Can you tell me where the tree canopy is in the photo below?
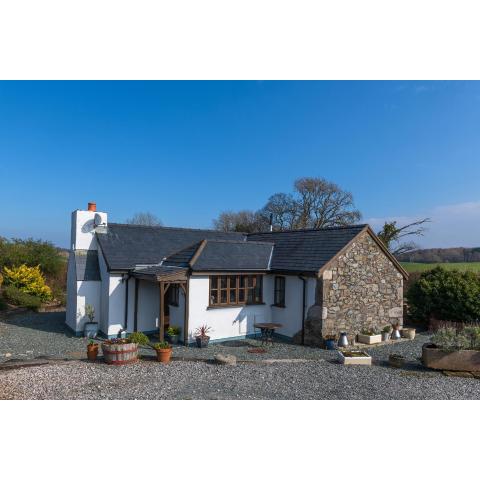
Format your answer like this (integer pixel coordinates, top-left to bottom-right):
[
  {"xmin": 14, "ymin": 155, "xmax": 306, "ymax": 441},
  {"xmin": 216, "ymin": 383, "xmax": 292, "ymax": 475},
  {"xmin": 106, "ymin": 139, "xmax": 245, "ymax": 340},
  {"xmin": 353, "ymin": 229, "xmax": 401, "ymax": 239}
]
[
  {"xmin": 125, "ymin": 212, "xmax": 163, "ymax": 226},
  {"xmin": 377, "ymin": 218, "xmax": 430, "ymax": 256},
  {"xmin": 212, "ymin": 177, "xmax": 362, "ymax": 233}
]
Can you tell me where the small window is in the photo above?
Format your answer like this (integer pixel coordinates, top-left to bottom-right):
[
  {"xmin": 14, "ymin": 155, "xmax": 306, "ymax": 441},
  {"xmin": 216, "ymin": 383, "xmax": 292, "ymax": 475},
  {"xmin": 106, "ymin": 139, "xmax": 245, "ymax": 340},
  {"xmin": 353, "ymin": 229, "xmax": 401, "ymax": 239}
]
[
  {"xmin": 274, "ymin": 276, "xmax": 286, "ymax": 307},
  {"xmin": 167, "ymin": 284, "xmax": 180, "ymax": 307}
]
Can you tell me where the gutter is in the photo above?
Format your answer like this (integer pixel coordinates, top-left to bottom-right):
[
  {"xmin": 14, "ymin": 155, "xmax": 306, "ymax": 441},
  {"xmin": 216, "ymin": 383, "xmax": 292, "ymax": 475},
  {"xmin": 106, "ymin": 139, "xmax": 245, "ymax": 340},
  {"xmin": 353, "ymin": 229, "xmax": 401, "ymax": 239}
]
[{"xmin": 298, "ymin": 275, "xmax": 307, "ymax": 345}]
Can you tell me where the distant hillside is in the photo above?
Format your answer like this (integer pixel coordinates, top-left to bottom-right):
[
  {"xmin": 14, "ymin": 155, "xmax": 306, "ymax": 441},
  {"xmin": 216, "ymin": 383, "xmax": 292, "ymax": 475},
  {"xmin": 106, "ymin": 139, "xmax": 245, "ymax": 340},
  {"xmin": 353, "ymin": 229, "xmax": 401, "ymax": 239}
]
[{"xmin": 397, "ymin": 247, "xmax": 480, "ymax": 263}]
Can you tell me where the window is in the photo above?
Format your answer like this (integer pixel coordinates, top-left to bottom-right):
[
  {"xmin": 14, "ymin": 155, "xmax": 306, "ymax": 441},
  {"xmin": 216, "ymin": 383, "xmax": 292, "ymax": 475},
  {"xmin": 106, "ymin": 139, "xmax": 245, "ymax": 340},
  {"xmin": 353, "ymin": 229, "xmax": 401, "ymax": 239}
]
[
  {"xmin": 167, "ymin": 284, "xmax": 179, "ymax": 307},
  {"xmin": 274, "ymin": 276, "xmax": 286, "ymax": 307},
  {"xmin": 209, "ymin": 275, "xmax": 263, "ymax": 307}
]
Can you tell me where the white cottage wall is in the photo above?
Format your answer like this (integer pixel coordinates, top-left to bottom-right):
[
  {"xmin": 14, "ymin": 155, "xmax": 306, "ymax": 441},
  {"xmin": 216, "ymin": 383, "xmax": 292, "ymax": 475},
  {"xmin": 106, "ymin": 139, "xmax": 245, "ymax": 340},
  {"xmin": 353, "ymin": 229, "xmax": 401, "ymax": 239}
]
[
  {"xmin": 74, "ymin": 280, "xmax": 101, "ymax": 333},
  {"xmin": 107, "ymin": 274, "xmax": 126, "ymax": 336},
  {"xmin": 187, "ymin": 276, "xmax": 273, "ymax": 343},
  {"xmin": 98, "ymin": 248, "xmax": 110, "ymax": 335}
]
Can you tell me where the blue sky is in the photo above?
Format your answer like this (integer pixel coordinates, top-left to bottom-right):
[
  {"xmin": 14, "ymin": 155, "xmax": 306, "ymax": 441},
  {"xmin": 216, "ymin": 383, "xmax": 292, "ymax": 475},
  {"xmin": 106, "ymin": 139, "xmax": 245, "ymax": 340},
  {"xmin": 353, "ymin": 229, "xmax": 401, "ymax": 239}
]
[{"xmin": 0, "ymin": 80, "xmax": 479, "ymax": 248}]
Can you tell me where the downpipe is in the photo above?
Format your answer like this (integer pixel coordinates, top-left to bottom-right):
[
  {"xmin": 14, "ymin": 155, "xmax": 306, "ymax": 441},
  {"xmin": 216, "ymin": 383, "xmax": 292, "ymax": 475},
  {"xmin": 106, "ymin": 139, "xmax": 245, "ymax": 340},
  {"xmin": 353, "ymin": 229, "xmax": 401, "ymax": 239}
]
[{"xmin": 298, "ymin": 275, "xmax": 307, "ymax": 345}]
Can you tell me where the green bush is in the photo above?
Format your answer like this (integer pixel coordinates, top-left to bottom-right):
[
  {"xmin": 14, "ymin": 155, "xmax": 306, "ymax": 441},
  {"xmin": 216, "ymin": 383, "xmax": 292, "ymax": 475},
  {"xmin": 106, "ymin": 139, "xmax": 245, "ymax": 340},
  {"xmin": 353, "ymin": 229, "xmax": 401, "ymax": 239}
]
[
  {"xmin": 3, "ymin": 285, "xmax": 42, "ymax": 310},
  {"xmin": 431, "ymin": 326, "xmax": 480, "ymax": 351},
  {"xmin": 166, "ymin": 326, "xmax": 181, "ymax": 336},
  {"xmin": 406, "ymin": 267, "xmax": 480, "ymax": 323},
  {"xmin": 127, "ymin": 332, "xmax": 150, "ymax": 345}
]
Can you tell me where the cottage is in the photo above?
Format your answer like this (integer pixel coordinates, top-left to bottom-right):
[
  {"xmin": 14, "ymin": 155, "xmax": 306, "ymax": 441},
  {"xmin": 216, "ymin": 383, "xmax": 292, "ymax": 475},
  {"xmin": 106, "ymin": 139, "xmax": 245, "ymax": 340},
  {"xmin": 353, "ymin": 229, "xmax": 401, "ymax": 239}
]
[{"xmin": 66, "ymin": 203, "xmax": 407, "ymax": 345}]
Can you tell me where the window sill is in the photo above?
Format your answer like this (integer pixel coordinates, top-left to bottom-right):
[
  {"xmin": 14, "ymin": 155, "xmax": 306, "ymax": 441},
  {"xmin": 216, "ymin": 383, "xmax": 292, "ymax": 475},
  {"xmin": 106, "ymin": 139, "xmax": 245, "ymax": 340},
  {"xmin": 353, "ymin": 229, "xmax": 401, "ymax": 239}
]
[
  {"xmin": 207, "ymin": 303, "xmax": 265, "ymax": 310},
  {"xmin": 271, "ymin": 304, "xmax": 286, "ymax": 309}
]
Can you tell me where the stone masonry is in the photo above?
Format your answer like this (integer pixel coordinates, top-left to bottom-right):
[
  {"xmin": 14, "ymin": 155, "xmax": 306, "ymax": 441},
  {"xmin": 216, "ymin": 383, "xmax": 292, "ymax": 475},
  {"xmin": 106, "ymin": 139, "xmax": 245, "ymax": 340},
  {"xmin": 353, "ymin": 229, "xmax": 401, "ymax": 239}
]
[{"xmin": 302, "ymin": 230, "xmax": 404, "ymax": 346}]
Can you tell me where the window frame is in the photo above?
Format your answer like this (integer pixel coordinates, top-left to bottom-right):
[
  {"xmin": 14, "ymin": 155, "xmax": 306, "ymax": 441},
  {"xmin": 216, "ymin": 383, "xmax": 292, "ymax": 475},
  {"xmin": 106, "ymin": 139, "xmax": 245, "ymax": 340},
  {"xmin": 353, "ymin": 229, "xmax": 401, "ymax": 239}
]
[
  {"xmin": 209, "ymin": 274, "xmax": 263, "ymax": 307},
  {"xmin": 273, "ymin": 276, "xmax": 286, "ymax": 308}
]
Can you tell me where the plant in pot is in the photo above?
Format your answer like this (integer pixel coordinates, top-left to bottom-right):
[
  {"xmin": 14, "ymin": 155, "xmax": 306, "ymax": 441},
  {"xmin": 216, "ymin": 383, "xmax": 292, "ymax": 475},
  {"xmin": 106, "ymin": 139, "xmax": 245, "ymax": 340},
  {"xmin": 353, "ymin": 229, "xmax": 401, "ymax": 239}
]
[
  {"xmin": 87, "ymin": 339, "xmax": 99, "ymax": 361},
  {"xmin": 195, "ymin": 324, "xmax": 212, "ymax": 348},
  {"xmin": 391, "ymin": 322, "xmax": 401, "ymax": 340},
  {"xmin": 83, "ymin": 304, "xmax": 98, "ymax": 338},
  {"xmin": 101, "ymin": 332, "xmax": 149, "ymax": 365},
  {"xmin": 324, "ymin": 335, "xmax": 337, "ymax": 350},
  {"xmin": 357, "ymin": 328, "xmax": 382, "ymax": 345},
  {"xmin": 153, "ymin": 341, "xmax": 173, "ymax": 363},
  {"xmin": 381, "ymin": 325, "xmax": 391, "ymax": 342},
  {"xmin": 166, "ymin": 326, "xmax": 181, "ymax": 344}
]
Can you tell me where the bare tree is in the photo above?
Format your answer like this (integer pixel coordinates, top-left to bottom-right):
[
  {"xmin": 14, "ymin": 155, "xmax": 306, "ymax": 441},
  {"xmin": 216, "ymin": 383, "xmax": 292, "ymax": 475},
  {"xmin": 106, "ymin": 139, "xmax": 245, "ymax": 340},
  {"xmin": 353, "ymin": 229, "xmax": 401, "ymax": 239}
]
[
  {"xmin": 292, "ymin": 177, "xmax": 361, "ymax": 229},
  {"xmin": 260, "ymin": 193, "xmax": 298, "ymax": 230},
  {"xmin": 213, "ymin": 210, "xmax": 269, "ymax": 233},
  {"xmin": 125, "ymin": 212, "xmax": 163, "ymax": 226},
  {"xmin": 377, "ymin": 218, "xmax": 430, "ymax": 256}
]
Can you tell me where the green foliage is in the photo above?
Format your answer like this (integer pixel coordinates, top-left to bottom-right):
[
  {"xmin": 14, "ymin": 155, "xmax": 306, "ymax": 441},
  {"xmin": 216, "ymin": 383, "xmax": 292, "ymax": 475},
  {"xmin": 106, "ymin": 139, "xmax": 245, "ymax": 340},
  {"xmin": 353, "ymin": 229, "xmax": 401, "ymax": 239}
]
[
  {"xmin": 3, "ymin": 285, "xmax": 42, "ymax": 310},
  {"xmin": 85, "ymin": 304, "xmax": 95, "ymax": 322},
  {"xmin": 360, "ymin": 328, "xmax": 379, "ymax": 336},
  {"xmin": 166, "ymin": 326, "xmax": 181, "ymax": 336},
  {"xmin": 153, "ymin": 341, "xmax": 171, "ymax": 350},
  {"xmin": 127, "ymin": 332, "xmax": 150, "ymax": 345},
  {"xmin": 431, "ymin": 326, "xmax": 480, "ymax": 351},
  {"xmin": 406, "ymin": 267, "xmax": 480, "ymax": 323},
  {"xmin": 402, "ymin": 262, "xmax": 480, "ymax": 273},
  {"xmin": 0, "ymin": 237, "xmax": 64, "ymax": 277},
  {"xmin": 382, "ymin": 325, "xmax": 392, "ymax": 333},
  {"xmin": 3, "ymin": 264, "xmax": 52, "ymax": 301}
]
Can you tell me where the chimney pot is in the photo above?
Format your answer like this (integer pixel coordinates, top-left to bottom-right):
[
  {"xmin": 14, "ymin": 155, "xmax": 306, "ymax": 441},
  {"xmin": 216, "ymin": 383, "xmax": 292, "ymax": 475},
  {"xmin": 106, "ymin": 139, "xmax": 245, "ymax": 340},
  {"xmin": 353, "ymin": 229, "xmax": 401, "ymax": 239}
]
[{"xmin": 88, "ymin": 202, "xmax": 97, "ymax": 212}]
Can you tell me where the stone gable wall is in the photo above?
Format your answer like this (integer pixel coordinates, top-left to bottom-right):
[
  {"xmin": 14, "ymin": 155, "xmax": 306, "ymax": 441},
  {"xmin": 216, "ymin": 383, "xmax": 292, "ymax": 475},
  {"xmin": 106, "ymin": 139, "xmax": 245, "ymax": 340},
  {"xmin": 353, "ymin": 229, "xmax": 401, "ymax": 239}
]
[{"xmin": 303, "ymin": 231, "xmax": 404, "ymax": 346}]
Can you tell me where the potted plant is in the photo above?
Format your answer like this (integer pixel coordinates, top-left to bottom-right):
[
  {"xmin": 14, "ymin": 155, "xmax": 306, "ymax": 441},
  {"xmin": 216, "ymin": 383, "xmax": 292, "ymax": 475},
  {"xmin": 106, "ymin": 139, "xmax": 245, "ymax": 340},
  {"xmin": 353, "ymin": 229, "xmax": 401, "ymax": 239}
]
[
  {"xmin": 101, "ymin": 332, "xmax": 149, "ymax": 365},
  {"xmin": 391, "ymin": 322, "xmax": 401, "ymax": 340},
  {"xmin": 381, "ymin": 325, "xmax": 391, "ymax": 342},
  {"xmin": 195, "ymin": 324, "xmax": 212, "ymax": 348},
  {"xmin": 324, "ymin": 335, "xmax": 337, "ymax": 350},
  {"xmin": 153, "ymin": 341, "xmax": 173, "ymax": 363},
  {"xmin": 166, "ymin": 326, "xmax": 181, "ymax": 344},
  {"xmin": 357, "ymin": 328, "xmax": 382, "ymax": 345},
  {"xmin": 422, "ymin": 326, "xmax": 480, "ymax": 372},
  {"xmin": 83, "ymin": 304, "xmax": 98, "ymax": 338},
  {"xmin": 87, "ymin": 339, "xmax": 99, "ymax": 361},
  {"xmin": 401, "ymin": 327, "xmax": 416, "ymax": 340}
]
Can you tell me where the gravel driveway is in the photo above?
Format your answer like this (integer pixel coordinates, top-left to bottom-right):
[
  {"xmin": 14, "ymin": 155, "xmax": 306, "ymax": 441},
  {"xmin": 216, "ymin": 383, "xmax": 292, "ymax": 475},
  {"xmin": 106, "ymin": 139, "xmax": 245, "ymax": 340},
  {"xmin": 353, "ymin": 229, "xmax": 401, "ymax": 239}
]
[{"xmin": 1, "ymin": 311, "xmax": 480, "ymax": 399}]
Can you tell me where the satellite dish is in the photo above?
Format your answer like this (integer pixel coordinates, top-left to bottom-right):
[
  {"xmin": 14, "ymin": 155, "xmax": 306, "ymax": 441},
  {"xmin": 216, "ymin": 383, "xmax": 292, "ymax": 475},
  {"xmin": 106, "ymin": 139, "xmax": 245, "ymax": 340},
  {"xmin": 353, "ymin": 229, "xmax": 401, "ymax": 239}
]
[{"xmin": 94, "ymin": 213, "xmax": 107, "ymax": 233}]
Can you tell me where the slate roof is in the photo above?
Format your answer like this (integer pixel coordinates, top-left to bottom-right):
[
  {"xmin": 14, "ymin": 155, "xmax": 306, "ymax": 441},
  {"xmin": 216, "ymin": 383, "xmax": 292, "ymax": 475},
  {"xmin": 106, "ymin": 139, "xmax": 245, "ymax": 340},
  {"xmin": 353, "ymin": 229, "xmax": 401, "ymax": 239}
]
[
  {"xmin": 96, "ymin": 224, "xmax": 245, "ymax": 270},
  {"xmin": 132, "ymin": 264, "xmax": 188, "ymax": 280},
  {"xmin": 247, "ymin": 225, "xmax": 368, "ymax": 273},
  {"xmin": 96, "ymin": 222, "xmax": 374, "ymax": 275},
  {"xmin": 74, "ymin": 250, "xmax": 101, "ymax": 281},
  {"xmin": 163, "ymin": 240, "xmax": 274, "ymax": 271}
]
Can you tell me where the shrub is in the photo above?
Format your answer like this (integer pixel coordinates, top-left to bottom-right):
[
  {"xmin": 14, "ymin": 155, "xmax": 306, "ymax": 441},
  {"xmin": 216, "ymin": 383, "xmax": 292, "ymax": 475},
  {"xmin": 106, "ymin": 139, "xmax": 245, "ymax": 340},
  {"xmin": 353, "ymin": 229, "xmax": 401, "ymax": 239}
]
[
  {"xmin": 2, "ymin": 264, "xmax": 52, "ymax": 301},
  {"xmin": 406, "ymin": 267, "xmax": 480, "ymax": 324},
  {"xmin": 153, "ymin": 341, "xmax": 171, "ymax": 350},
  {"xmin": 166, "ymin": 326, "xmax": 181, "ymax": 336},
  {"xmin": 431, "ymin": 326, "xmax": 480, "ymax": 351},
  {"xmin": 127, "ymin": 332, "xmax": 150, "ymax": 345},
  {"xmin": 3, "ymin": 285, "xmax": 42, "ymax": 310}
]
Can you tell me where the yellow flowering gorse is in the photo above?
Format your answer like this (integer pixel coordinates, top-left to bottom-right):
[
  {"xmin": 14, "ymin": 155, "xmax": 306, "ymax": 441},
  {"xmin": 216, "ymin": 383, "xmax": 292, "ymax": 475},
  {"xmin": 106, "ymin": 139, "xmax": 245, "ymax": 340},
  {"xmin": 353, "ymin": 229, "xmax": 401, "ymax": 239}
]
[{"xmin": 2, "ymin": 264, "xmax": 52, "ymax": 301}]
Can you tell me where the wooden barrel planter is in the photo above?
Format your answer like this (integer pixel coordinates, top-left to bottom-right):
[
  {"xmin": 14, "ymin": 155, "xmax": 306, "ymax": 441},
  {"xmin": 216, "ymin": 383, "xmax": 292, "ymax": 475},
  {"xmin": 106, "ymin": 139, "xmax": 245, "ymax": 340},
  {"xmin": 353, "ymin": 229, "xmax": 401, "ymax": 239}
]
[{"xmin": 101, "ymin": 342, "xmax": 139, "ymax": 365}]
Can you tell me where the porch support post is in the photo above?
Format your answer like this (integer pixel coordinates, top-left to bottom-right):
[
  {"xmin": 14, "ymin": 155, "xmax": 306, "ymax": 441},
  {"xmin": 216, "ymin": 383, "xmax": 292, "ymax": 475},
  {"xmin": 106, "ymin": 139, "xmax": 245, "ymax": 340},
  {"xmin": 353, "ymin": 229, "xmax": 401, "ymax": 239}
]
[
  {"xmin": 184, "ymin": 279, "xmax": 189, "ymax": 346},
  {"xmin": 159, "ymin": 281, "xmax": 165, "ymax": 342}
]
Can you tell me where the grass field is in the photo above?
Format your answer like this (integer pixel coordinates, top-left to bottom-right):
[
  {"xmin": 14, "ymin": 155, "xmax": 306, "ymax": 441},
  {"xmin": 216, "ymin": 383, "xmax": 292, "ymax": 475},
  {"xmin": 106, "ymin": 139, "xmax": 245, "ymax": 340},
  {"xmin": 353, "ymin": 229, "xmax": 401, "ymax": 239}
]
[{"xmin": 400, "ymin": 262, "xmax": 480, "ymax": 273}]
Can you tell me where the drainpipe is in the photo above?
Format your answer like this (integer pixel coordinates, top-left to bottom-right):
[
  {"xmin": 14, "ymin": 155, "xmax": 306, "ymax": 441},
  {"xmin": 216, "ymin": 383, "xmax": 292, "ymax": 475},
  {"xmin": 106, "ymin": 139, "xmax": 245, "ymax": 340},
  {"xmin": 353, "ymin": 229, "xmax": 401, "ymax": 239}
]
[
  {"xmin": 119, "ymin": 273, "xmax": 130, "ymax": 337},
  {"xmin": 298, "ymin": 275, "xmax": 307, "ymax": 345}
]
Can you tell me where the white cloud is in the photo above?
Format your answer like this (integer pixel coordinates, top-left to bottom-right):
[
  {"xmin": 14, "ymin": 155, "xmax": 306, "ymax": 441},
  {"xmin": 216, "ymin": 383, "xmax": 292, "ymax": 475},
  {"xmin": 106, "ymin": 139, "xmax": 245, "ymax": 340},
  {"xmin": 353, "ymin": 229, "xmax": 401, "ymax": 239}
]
[{"xmin": 366, "ymin": 201, "xmax": 480, "ymax": 249}]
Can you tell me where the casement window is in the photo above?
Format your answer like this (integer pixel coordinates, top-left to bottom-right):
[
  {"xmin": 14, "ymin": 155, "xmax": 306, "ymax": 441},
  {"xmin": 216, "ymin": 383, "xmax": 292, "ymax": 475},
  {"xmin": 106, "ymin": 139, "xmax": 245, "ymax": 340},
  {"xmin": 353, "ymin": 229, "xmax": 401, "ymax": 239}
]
[
  {"xmin": 209, "ymin": 275, "xmax": 263, "ymax": 307},
  {"xmin": 273, "ymin": 276, "xmax": 286, "ymax": 307},
  {"xmin": 167, "ymin": 284, "xmax": 180, "ymax": 307}
]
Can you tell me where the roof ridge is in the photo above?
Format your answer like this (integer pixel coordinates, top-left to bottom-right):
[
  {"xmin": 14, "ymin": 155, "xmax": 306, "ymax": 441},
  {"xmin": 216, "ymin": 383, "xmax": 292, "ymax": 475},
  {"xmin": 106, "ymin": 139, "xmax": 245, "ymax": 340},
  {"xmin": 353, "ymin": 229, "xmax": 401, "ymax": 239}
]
[
  {"xmin": 247, "ymin": 224, "xmax": 368, "ymax": 235},
  {"xmin": 109, "ymin": 222, "xmax": 247, "ymax": 235},
  {"xmin": 205, "ymin": 239, "xmax": 274, "ymax": 245}
]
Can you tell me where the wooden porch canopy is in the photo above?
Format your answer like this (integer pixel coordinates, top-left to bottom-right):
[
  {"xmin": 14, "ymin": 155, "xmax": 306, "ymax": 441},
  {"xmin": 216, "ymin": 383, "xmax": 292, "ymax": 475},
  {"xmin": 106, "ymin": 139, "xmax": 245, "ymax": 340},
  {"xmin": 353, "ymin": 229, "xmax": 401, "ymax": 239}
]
[{"xmin": 131, "ymin": 265, "xmax": 189, "ymax": 345}]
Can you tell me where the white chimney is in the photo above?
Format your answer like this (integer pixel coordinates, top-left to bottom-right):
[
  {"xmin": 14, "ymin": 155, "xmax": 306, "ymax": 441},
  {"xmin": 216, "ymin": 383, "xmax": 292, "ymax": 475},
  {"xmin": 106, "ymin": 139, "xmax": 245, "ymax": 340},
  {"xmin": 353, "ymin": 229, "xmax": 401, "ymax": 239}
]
[{"xmin": 70, "ymin": 202, "xmax": 108, "ymax": 251}]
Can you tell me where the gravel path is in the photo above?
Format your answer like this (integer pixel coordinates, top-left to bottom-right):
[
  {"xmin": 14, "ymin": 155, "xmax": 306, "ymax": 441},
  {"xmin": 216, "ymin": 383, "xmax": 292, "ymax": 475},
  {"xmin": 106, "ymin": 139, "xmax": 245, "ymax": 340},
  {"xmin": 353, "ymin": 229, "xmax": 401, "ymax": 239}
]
[
  {"xmin": 1, "ymin": 356, "xmax": 480, "ymax": 400},
  {"xmin": 2, "ymin": 311, "xmax": 480, "ymax": 399}
]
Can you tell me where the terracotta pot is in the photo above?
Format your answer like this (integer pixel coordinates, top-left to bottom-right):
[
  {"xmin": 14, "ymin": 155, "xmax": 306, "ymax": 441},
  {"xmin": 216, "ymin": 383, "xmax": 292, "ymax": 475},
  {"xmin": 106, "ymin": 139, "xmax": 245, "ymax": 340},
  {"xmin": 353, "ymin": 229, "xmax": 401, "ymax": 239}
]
[
  {"xmin": 401, "ymin": 328, "xmax": 416, "ymax": 340},
  {"xmin": 87, "ymin": 343, "xmax": 99, "ymax": 361},
  {"xmin": 156, "ymin": 347, "xmax": 172, "ymax": 364}
]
